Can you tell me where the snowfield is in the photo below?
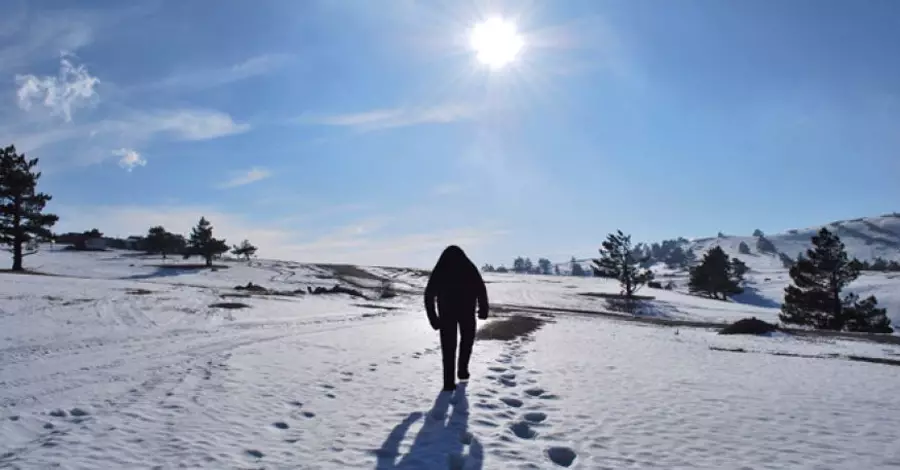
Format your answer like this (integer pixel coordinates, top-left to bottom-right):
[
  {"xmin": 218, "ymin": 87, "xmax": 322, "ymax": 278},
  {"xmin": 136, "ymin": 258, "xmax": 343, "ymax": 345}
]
[{"xmin": 3, "ymin": 249, "xmax": 900, "ymax": 469}]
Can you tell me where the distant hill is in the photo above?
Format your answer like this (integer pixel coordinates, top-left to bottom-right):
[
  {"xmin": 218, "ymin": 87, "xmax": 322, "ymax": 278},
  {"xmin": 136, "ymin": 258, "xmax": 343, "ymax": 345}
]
[{"xmin": 685, "ymin": 213, "xmax": 900, "ymax": 273}]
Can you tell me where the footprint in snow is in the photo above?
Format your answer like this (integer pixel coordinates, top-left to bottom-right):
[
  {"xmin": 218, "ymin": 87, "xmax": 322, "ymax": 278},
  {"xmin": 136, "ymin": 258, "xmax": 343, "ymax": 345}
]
[
  {"xmin": 302, "ymin": 411, "xmax": 316, "ymax": 418},
  {"xmin": 524, "ymin": 388, "xmax": 545, "ymax": 397},
  {"xmin": 489, "ymin": 366, "xmax": 507, "ymax": 373},
  {"xmin": 546, "ymin": 446, "xmax": 577, "ymax": 467},
  {"xmin": 288, "ymin": 401, "xmax": 303, "ymax": 408},
  {"xmin": 500, "ymin": 373, "xmax": 516, "ymax": 380},
  {"xmin": 325, "ymin": 393, "xmax": 336, "ymax": 399},
  {"xmin": 500, "ymin": 397, "xmax": 523, "ymax": 408},
  {"xmin": 510, "ymin": 421, "xmax": 537, "ymax": 439},
  {"xmin": 524, "ymin": 412, "xmax": 547, "ymax": 423},
  {"xmin": 321, "ymin": 384, "xmax": 335, "ymax": 390},
  {"xmin": 500, "ymin": 378, "xmax": 517, "ymax": 388},
  {"xmin": 273, "ymin": 422, "xmax": 289, "ymax": 430},
  {"xmin": 246, "ymin": 449, "xmax": 264, "ymax": 459},
  {"xmin": 48, "ymin": 409, "xmax": 67, "ymax": 418}
]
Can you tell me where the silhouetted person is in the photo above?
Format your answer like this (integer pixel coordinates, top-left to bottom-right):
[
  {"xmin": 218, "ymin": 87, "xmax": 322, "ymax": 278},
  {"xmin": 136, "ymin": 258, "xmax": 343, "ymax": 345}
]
[{"xmin": 425, "ymin": 245, "xmax": 489, "ymax": 392}]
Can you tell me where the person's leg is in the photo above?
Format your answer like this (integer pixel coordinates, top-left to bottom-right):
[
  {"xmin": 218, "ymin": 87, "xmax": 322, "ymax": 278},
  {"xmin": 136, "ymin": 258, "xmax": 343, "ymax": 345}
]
[
  {"xmin": 457, "ymin": 314, "xmax": 476, "ymax": 381},
  {"xmin": 439, "ymin": 319, "xmax": 458, "ymax": 391}
]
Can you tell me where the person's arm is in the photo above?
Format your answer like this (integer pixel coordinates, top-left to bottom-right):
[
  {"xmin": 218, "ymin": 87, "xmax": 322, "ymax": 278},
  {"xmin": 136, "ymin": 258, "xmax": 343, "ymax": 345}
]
[
  {"xmin": 475, "ymin": 268, "xmax": 489, "ymax": 320},
  {"xmin": 424, "ymin": 270, "xmax": 440, "ymax": 330}
]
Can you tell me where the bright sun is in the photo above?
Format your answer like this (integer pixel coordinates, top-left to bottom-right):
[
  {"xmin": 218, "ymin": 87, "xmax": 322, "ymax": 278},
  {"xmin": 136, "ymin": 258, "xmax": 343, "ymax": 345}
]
[{"xmin": 469, "ymin": 17, "xmax": 524, "ymax": 69}]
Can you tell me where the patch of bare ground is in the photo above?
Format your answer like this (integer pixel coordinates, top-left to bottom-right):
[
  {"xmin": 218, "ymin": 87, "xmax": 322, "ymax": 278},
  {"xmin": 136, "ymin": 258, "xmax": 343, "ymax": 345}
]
[{"xmin": 476, "ymin": 315, "xmax": 546, "ymax": 341}]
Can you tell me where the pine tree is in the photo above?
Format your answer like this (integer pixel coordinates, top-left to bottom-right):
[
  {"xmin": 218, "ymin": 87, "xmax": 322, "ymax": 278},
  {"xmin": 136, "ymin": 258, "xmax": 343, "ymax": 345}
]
[
  {"xmin": 0, "ymin": 146, "xmax": 58, "ymax": 271},
  {"xmin": 146, "ymin": 226, "xmax": 182, "ymax": 260},
  {"xmin": 554, "ymin": 265, "xmax": 561, "ymax": 276},
  {"xmin": 523, "ymin": 257, "xmax": 534, "ymax": 274},
  {"xmin": 780, "ymin": 228, "xmax": 892, "ymax": 332},
  {"xmin": 738, "ymin": 241, "xmax": 751, "ymax": 255},
  {"xmin": 756, "ymin": 235, "xmax": 777, "ymax": 254},
  {"xmin": 570, "ymin": 257, "xmax": 585, "ymax": 277},
  {"xmin": 231, "ymin": 239, "xmax": 258, "ymax": 261},
  {"xmin": 688, "ymin": 246, "xmax": 743, "ymax": 300},
  {"xmin": 513, "ymin": 257, "xmax": 526, "ymax": 273},
  {"xmin": 481, "ymin": 264, "xmax": 495, "ymax": 273},
  {"xmin": 752, "ymin": 229, "xmax": 764, "ymax": 237},
  {"xmin": 592, "ymin": 230, "xmax": 654, "ymax": 298},
  {"xmin": 184, "ymin": 217, "xmax": 229, "ymax": 267},
  {"xmin": 537, "ymin": 258, "xmax": 552, "ymax": 275},
  {"xmin": 731, "ymin": 258, "xmax": 749, "ymax": 281},
  {"xmin": 778, "ymin": 252, "xmax": 794, "ymax": 268}
]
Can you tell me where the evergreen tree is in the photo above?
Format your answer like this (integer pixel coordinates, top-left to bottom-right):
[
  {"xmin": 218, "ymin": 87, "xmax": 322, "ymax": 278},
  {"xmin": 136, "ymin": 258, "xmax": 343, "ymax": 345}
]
[
  {"xmin": 0, "ymin": 146, "xmax": 58, "ymax": 271},
  {"xmin": 752, "ymin": 229, "xmax": 764, "ymax": 237},
  {"xmin": 592, "ymin": 230, "xmax": 654, "ymax": 297},
  {"xmin": 871, "ymin": 257, "xmax": 888, "ymax": 271},
  {"xmin": 512, "ymin": 257, "xmax": 526, "ymax": 273},
  {"xmin": 523, "ymin": 257, "xmax": 534, "ymax": 274},
  {"xmin": 184, "ymin": 217, "xmax": 229, "ymax": 267},
  {"xmin": 684, "ymin": 248, "xmax": 697, "ymax": 267},
  {"xmin": 481, "ymin": 263, "xmax": 495, "ymax": 273},
  {"xmin": 756, "ymin": 235, "xmax": 777, "ymax": 254},
  {"xmin": 496, "ymin": 265, "xmax": 508, "ymax": 273},
  {"xmin": 778, "ymin": 252, "xmax": 794, "ymax": 268},
  {"xmin": 145, "ymin": 226, "xmax": 182, "ymax": 260},
  {"xmin": 231, "ymin": 239, "xmax": 258, "ymax": 261},
  {"xmin": 554, "ymin": 265, "xmax": 561, "ymax": 276},
  {"xmin": 537, "ymin": 258, "xmax": 552, "ymax": 275},
  {"xmin": 843, "ymin": 294, "xmax": 893, "ymax": 333},
  {"xmin": 688, "ymin": 246, "xmax": 743, "ymax": 300},
  {"xmin": 731, "ymin": 258, "xmax": 749, "ymax": 281},
  {"xmin": 780, "ymin": 228, "xmax": 892, "ymax": 332},
  {"xmin": 738, "ymin": 241, "xmax": 751, "ymax": 255},
  {"xmin": 570, "ymin": 257, "xmax": 585, "ymax": 277}
]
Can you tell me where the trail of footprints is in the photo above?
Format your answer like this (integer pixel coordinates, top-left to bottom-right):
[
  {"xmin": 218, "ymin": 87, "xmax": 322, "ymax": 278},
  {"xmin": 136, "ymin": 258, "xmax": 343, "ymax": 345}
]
[{"xmin": 473, "ymin": 340, "xmax": 577, "ymax": 468}]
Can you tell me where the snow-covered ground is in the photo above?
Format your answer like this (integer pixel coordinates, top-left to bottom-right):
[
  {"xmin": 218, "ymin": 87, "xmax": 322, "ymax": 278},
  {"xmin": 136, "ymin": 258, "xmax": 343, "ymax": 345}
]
[{"xmin": 3, "ymin": 249, "xmax": 900, "ymax": 468}]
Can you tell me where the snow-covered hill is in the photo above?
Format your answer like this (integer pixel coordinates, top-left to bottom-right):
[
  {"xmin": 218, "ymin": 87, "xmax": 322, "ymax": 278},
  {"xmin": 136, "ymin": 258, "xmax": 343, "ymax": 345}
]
[
  {"xmin": 687, "ymin": 213, "xmax": 900, "ymax": 271},
  {"xmin": 3, "ymin": 249, "xmax": 900, "ymax": 468}
]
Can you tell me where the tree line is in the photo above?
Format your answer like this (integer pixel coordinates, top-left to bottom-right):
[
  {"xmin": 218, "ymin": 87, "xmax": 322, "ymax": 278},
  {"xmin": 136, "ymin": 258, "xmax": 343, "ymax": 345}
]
[{"xmin": 0, "ymin": 145, "xmax": 258, "ymax": 271}]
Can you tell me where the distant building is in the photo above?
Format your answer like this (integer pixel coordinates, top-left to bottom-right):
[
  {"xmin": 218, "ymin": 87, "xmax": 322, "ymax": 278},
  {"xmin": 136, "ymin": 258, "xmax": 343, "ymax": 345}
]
[
  {"xmin": 84, "ymin": 237, "xmax": 107, "ymax": 251},
  {"xmin": 124, "ymin": 236, "xmax": 145, "ymax": 251}
]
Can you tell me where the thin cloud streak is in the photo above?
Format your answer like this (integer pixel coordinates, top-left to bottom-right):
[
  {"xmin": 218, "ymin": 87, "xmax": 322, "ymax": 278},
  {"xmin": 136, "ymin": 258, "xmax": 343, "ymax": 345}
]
[
  {"xmin": 296, "ymin": 103, "xmax": 480, "ymax": 131},
  {"xmin": 217, "ymin": 167, "xmax": 272, "ymax": 189}
]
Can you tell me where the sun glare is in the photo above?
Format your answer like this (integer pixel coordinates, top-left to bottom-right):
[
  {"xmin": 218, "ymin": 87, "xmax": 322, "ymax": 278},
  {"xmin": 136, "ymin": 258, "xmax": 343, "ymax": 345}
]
[{"xmin": 469, "ymin": 17, "xmax": 524, "ymax": 69}]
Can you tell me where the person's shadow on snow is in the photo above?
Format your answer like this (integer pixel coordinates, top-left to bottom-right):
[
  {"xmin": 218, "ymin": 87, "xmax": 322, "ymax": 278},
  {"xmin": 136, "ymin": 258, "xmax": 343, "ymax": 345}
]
[{"xmin": 375, "ymin": 383, "xmax": 483, "ymax": 469}]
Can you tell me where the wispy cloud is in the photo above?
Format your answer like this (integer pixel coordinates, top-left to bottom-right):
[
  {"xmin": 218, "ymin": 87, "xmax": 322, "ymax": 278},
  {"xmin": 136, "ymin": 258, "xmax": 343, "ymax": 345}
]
[
  {"xmin": 15, "ymin": 55, "xmax": 100, "ymax": 122},
  {"xmin": 141, "ymin": 53, "xmax": 292, "ymax": 92},
  {"xmin": 0, "ymin": 9, "xmax": 95, "ymax": 74},
  {"xmin": 217, "ymin": 167, "xmax": 272, "ymax": 189},
  {"xmin": 297, "ymin": 103, "xmax": 479, "ymax": 131},
  {"xmin": 115, "ymin": 109, "xmax": 251, "ymax": 142},
  {"xmin": 113, "ymin": 148, "xmax": 146, "ymax": 171}
]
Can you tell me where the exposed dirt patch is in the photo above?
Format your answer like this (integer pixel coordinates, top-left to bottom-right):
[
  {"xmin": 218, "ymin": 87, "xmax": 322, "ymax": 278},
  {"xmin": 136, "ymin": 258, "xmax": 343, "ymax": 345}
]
[
  {"xmin": 124, "ymin": 288, "xmax": 154, "ymax": 296},
  {"xmin": 578, "ymin": 292, "xmax": 656, "ymax": 301},
  {"xmin": 149, "ymin": 264, "xmax": 229, "ymax": 270},
  {"xmin": 317, "ymin": 264, "xmax": 384, "ymax": 282},
  {"xmin": 354, "ymin": 303, "xmax": 400, "ymax": 311},
  {"xmin": 209, "ymin": 302, "xmax": 251, "ymax": 310},
  {"xmin": 476, "ymin": 315, "xmax": 546, "ymax": 341},
  {"xmin": 719, "ymin": 317, "xmax": 779, "ymax": 335},
  {"xmin": 710, "ymin": 346, "xmax": 900, "ymax": 367}
]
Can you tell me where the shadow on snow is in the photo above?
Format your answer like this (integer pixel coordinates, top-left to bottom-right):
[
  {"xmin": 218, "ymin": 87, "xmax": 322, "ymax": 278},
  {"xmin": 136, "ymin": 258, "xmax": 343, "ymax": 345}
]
[{"xmin": 375, "ymin": 383, "xmax": 483, "ymax": 470}]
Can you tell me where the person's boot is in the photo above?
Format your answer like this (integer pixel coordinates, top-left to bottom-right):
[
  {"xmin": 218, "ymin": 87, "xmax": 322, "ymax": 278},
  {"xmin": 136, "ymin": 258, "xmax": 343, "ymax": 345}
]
[
  {"xmin": 458, "ymin": 370, "xmax": 470, "ymax": 381},
  {"xmin": 443, "ymin": 382, "xmax": 457, "ymax": 392}
]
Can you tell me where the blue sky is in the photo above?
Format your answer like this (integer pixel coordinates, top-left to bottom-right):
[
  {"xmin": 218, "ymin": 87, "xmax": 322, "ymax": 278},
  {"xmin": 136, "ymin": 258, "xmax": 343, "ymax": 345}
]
[{"xmin": 3, "ymin": 0, "xmax": 899, "ymax": 268}]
